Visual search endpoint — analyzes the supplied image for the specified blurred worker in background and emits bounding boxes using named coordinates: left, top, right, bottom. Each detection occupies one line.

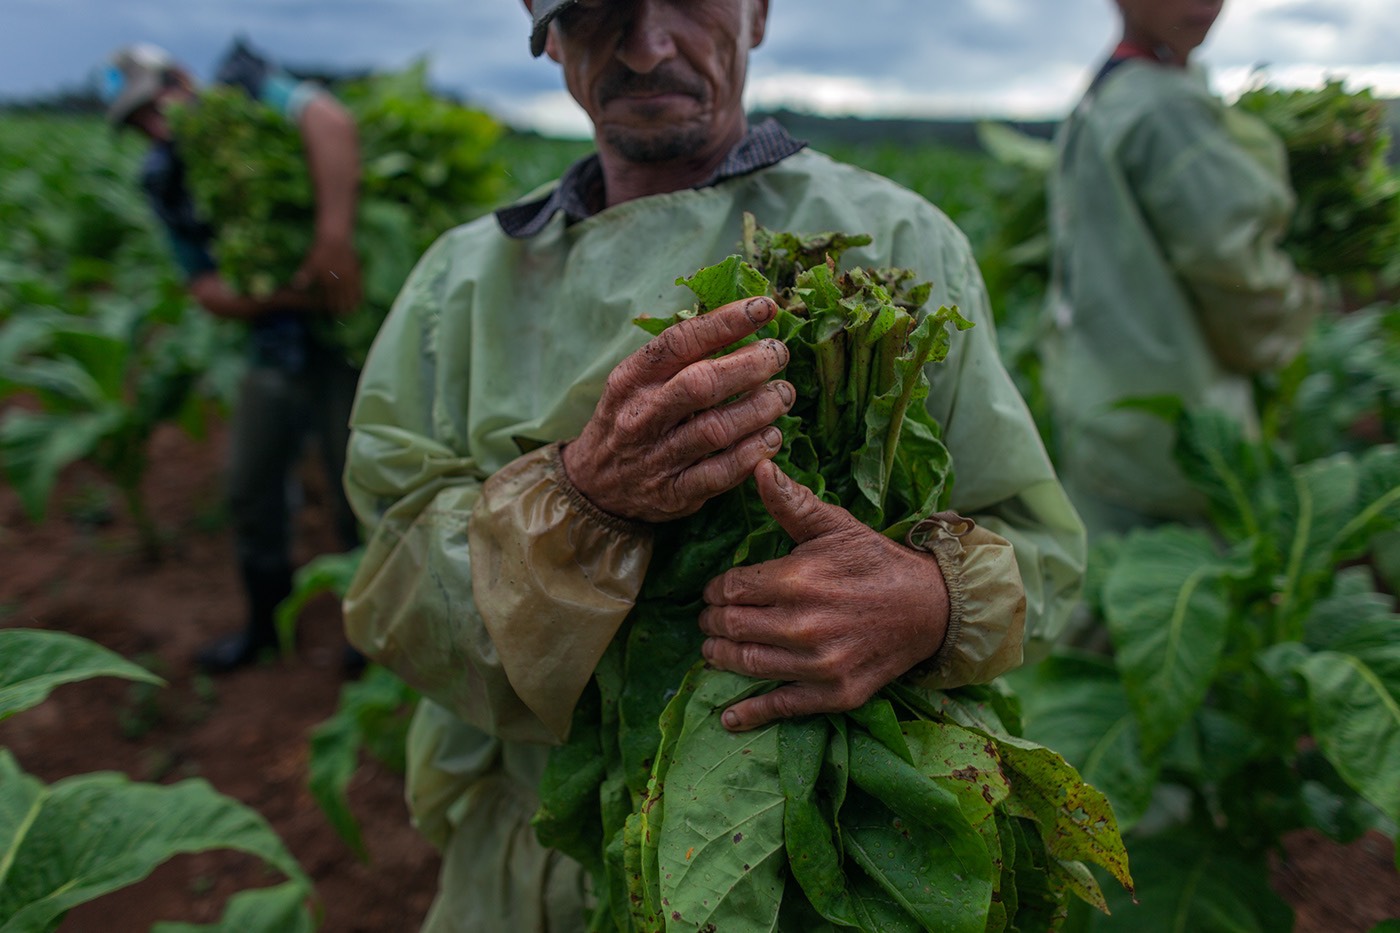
left=1043, top=0, right=1333, bottom=540
left=100, top=39, right=365, bottom=674
left=339, top=0, right=1085, bottom=929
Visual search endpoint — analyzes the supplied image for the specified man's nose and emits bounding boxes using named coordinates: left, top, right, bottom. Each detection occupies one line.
left=616, top=0, right=678, bottom=73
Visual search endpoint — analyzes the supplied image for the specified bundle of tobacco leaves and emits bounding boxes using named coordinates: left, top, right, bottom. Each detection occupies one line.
left=169, top=63, right=504, bottom=366
left=533, top=215, right=1133, bottom=932
left=1235, top=80, right=1400, bottom=283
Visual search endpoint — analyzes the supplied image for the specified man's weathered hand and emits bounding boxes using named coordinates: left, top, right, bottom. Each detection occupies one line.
left=561, top=296, right=795, bottom=523
left=699, top=459, right=950, bottom=732
left=294, top=233, right=363, bottom=316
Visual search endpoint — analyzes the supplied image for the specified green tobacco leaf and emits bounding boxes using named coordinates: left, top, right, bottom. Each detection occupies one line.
left=307, top=664, right=419, bottom=859
left=1052, top=858, right=1109, bottom=916
left=1172, top=407, right=1267, bottom=543
left=1103, top=526, right=1236, bottom=759
left=618, top=595, right=711, bottom=795
left=902, top=718, right=1010, bottom=812
left=840, top=785, right=982, bottom=933
left=637, top=663, right=703, bottom=923
left=275, top=548, right=365, bottom=658
left=2, top=355, right=111, bottom=410
left=47, top=327, right=129, bottom=403
left=0, top=406, right=126, bottom=520
left=1190, top=707, right=1270, bottom=788
left=1001, top=816, right=1062, bottom=930
left=847, top=731, right=993, bottom=932
left=0, top=755, right=312, bottom=933
left=991, top=735, right=1134, bottom=898
left=533, top=687, right=607, bottom=877
left=0, top=629, right=163, bottom=722
left=1003, top=653, right=1157, bottom=831
left=149, top=882, right=315, bottom=933
left=652, top=670, right=787, bottom=932
left=0, top=311, right=66, bottom=377
left=675, top=255, right=770, bottom=312
left=903, top=719, right=1014, bottom=923
left=306, top=705, right=365, bottom=860
left=0, top=754, right=43, bottom=895
left=1306, top=566, right=1397, bottom=650
left=779, top=716, right=858, bottom=926
left=1275, top=455, right=1363, bottom=614
left=882, top=417, right=953, bottom=540
left=1084, top=828, right=1291, bottom=933
left=622, top=810, right=652, bottom=931
left=848, top=697, right=913, bottom=764
left=891, top=682, right=1017, bottom=740
left=1300, top=648, right=1400, bottom=825
left=1335, top=445, right=1400, bottom=556
left=1373, top=529, right=1400, bottom=602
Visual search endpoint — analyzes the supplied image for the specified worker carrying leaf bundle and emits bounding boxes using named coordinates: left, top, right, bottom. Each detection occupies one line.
left=343, top=1, right=1091, bottom=930
left=99, top=39, right=364, bottom=673
left=1043, top=0, right=1335, bottom=540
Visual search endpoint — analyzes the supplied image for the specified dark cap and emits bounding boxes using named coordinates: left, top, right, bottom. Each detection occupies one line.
left=530, top=0, right=581, bottom=57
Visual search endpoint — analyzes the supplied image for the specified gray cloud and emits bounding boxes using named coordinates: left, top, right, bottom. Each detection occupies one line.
left=2, top=0, right=1396, bottom=122
left=1259, top=0, right=1352, bottom=28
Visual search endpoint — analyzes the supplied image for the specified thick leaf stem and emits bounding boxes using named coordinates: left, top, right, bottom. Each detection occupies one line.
left=880, top=328, right=937, bottom=515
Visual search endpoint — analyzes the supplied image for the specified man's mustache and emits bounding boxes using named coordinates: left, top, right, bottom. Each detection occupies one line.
left=597, top=68, right=707, bottom=105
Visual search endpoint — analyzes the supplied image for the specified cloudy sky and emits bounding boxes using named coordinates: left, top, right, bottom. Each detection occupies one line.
left=4, top=0, right=1398, bottom=136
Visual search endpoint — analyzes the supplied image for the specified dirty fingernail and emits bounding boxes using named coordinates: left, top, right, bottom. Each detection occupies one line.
left=765, top=338, right=789, bottom=366
left=722, top=710, right=741, bottom=729
left=775, top=381, right=794, bottom=405
left=762, top=426, right=782, bottom=449
left=745, top=297, right=775, bottom=324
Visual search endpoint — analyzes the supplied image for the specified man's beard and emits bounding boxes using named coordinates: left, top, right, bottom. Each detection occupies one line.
left=603, top=122, right=711, bottom=163
left=596, top=66, right=711, bottom=162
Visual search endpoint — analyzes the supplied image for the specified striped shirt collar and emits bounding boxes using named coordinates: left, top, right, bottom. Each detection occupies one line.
left=496, top=118, right=806, bottom=239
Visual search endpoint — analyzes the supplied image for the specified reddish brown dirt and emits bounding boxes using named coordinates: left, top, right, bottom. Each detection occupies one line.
left=2, top=420, right=1398, bottom=932
left=0, top=421, right=438, bottom=932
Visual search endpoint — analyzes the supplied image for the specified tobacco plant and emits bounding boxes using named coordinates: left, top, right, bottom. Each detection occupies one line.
left=0, top=288, right=238, bottom=559
left=276, top=549, right=422, bottom=860
left=0, top=629, right=316, bottom=932
left=1011, top=406, right=1400, bottom=930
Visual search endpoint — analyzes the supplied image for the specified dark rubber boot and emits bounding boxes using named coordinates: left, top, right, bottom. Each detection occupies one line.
left=196, top=562, right=292, bottom=674
left=342, top=643, right=369, bottom=678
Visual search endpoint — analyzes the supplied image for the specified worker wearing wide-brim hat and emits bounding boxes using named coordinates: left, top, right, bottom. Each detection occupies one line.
left=99, top=38, right=367, bottom=675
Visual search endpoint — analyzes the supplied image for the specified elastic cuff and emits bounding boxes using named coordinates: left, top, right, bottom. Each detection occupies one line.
left=903, top=512, right=975, bottom=679
left=548, top=442, right=652, bottom=539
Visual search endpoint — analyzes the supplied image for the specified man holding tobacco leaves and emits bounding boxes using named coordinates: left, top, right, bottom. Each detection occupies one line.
left=101, top=40, right=365, bottom=674
left=342, top=1, right=1085, bottom=929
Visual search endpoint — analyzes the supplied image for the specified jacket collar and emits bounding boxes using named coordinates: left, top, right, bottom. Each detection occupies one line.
left=496, top=118, right=806, bottom=239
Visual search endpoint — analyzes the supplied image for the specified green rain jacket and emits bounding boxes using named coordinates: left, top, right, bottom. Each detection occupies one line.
left=1044, top=60, right=1330, bottom=538
left=342, top=147, right=1085, bottom=932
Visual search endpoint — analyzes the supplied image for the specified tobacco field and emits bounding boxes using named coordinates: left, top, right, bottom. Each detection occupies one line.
left=2, top=80, right=1399, bottom=933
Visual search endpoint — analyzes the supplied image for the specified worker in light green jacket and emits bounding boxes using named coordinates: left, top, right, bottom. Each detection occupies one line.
left=342, top=1, right=1084, bottom=929
left=1044, top=0, right=1332, bottom=540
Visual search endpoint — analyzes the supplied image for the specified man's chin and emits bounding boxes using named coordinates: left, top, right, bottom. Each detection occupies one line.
left=602, top=123, right=712, bottom=164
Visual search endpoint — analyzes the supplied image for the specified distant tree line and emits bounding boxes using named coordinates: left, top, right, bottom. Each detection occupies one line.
left=3, top=75, right=1395, bottom=165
